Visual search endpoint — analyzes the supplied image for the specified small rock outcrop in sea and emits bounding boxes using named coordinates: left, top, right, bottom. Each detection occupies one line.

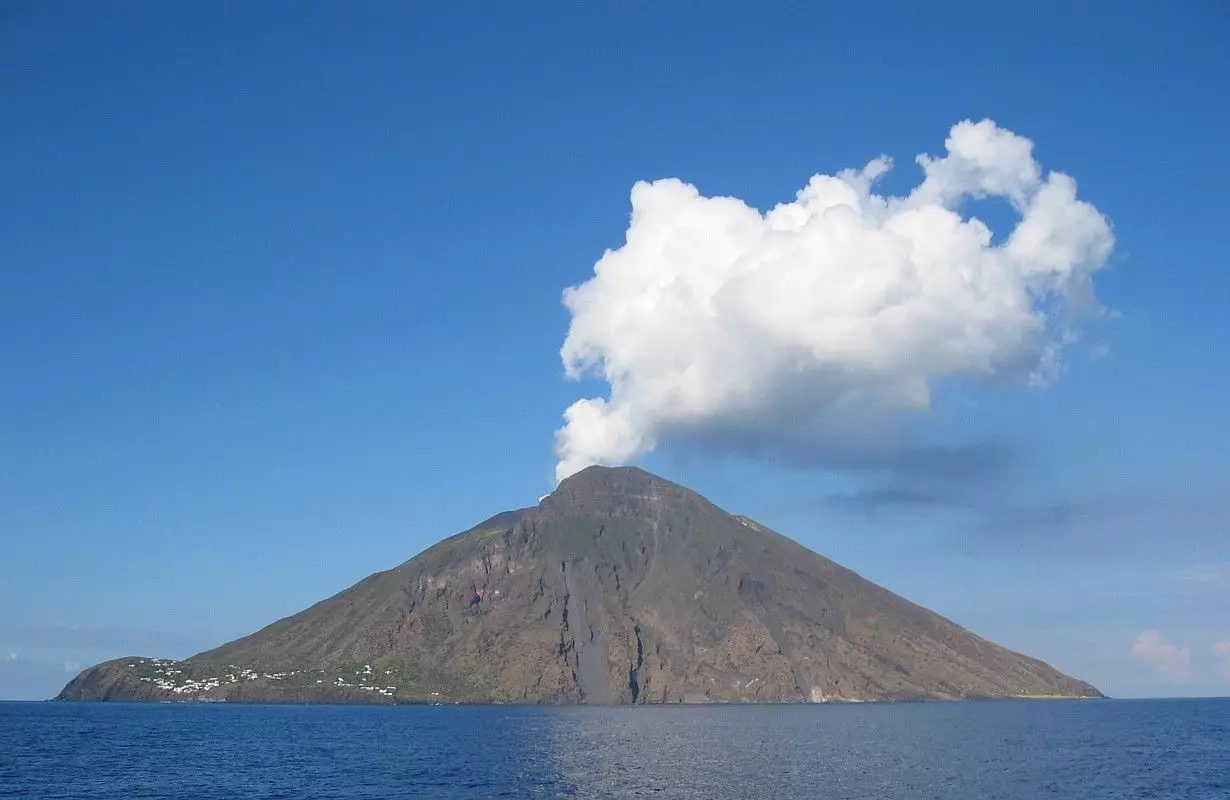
left=59, top=467, right=1103, bottom=704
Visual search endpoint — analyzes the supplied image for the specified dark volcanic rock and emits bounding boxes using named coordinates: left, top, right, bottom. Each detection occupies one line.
left=59, top=467, right=1102, bottom=704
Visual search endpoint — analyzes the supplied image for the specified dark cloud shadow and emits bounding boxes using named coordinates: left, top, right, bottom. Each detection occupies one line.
left=652, top=405, right=1228, bottom=562
left=670, top=412, right=1027, bottom=490
left=826, top=483, right=1230, bottom=559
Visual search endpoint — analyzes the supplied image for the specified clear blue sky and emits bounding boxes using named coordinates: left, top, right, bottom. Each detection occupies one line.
left=3, top=2, right=1228, bottom=700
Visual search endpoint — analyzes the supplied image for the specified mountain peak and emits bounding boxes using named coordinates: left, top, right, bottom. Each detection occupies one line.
left=541, top=465, right=708, bottom=519
left=555, top=464, right=663, bottom=486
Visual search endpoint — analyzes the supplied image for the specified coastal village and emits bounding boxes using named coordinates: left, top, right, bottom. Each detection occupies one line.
left=121, top=658, right=425, bottom=701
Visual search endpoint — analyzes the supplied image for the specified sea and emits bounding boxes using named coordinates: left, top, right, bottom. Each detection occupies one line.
left=1, top=699, right=1226, bottom=799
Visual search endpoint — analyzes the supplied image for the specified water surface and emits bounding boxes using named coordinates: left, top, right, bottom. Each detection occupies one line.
left=1, top=699, right=1226, bottom=798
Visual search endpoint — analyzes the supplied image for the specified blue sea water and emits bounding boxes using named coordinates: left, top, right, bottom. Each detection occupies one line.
left=1, top=699, right=1226, bottom=799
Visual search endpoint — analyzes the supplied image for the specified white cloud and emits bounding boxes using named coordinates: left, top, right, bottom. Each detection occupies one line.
left=1214, top=641, right=1230, bottom=683
left=1131, top=630, right=1193, bottom=683
left=5, top=652, right=16, bottom=662
left=554, top=119, right=1113, bottom=482
left=1179, top=563, right=1230, bottom=591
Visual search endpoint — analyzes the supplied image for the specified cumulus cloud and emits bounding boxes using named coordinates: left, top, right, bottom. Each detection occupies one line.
left=6, top=652, right=16, bottom=661
left=554, top=119, right=1113, bottom=482
left=1214, top=641, right=1230, bottom=683
left=1131, top=630, right=1193, bottom=683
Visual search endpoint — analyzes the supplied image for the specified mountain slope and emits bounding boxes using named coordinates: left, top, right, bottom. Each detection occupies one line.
left=59, top=466, right=1101, bottom=703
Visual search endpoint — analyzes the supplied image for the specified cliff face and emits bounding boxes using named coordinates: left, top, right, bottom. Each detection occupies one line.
left=59, top=466, right=1102, bottom=703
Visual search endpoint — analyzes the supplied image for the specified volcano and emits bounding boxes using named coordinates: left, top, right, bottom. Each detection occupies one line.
left=59, top=466, right=1100, bottom=703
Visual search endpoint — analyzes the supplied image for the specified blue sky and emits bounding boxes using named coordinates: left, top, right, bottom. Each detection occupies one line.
left=3, top=2, right=1228, bottom=700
